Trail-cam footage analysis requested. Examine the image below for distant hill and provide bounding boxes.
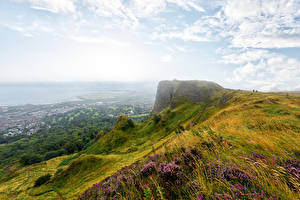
[152,80,224,114]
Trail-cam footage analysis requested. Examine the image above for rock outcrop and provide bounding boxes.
[152,80,223,114]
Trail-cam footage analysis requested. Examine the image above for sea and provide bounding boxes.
[0,82,157,107]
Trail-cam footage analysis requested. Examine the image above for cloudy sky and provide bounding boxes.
[0,0,300,91]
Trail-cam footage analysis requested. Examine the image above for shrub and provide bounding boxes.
[206,162,250,184]
[34,174,51,187]
[43,149,66,161]
[141,161,156,177]
[63,141,78,154]
[158,162,181,184]
[20,154,42,165]
[127,119,135,128]
[121,119,135,130]
[153,115,161,124]
[75,139,85,151]
[223,166,250,184]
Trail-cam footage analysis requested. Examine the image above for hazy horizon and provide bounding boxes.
[0,81,158,106]
[1,0,300,92]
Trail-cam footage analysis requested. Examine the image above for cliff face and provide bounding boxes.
[152,80,223,114]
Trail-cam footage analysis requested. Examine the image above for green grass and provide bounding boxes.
[0,90,299,199]
[58,153,81,167]
[131,113,149,118]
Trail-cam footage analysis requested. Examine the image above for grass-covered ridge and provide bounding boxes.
[0,89,299,199]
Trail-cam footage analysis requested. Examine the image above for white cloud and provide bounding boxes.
[1,20,55,37]
[155,0,300,49]
[223,0,300,48]
[70,35,130,46]
[227,50,300,91]
[152,12,227,42]
[4,24,25,32]
[83,0,139,28]
[153,31,210,42]
[130,0,167,18]
[82,0,204,28]
[186,1,205,12]
[174,46,185,52]
[167,0,205,12]
[5,0,300,89]
[29,0,77,13]
[13,0,206,31]
[84,0,126,17]
[161,54,172,63]
[152,18,217,42]
[220,50,274,65]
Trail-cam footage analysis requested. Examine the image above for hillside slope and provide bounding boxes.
[152,80,224,114]
[0,81,299,200]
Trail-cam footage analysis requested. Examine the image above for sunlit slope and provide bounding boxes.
[78,90,299,200]
[0,90,299,199]
[208,91,300,157]
[0,155,68,200]
[45,95,222,199]
[0,92,220,199]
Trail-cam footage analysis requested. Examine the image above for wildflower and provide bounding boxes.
[158,161,181,184]
[280,158,300,175]
[141,161,156,177]
[190,122,194,128]
[250,152,266,160]
[206,162,250,184]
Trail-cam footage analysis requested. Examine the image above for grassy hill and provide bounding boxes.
[0,83,299,199]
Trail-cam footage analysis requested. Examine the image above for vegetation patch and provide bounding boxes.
[58,153,80,167]
[34,174,51,187]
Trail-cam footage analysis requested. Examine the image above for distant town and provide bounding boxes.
[0,92,154,139]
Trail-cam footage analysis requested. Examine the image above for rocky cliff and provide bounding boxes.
[152,80,223,114]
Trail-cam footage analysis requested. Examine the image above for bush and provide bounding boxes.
[153,115,161,124]
[127,119,135,128]
[64,142,78,154]
[121,119,135,130]
[206,162,250,184]
[158,162,181,184]
[43,149,66,161]
[34,174,51,187]
[75,139,85,151]
[20,154,42,165]
[141,161,156,177]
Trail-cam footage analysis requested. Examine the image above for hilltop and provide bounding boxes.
[0,80,299,200]
[152,80,223,114]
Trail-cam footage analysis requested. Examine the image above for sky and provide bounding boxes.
[0,0,300,91]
